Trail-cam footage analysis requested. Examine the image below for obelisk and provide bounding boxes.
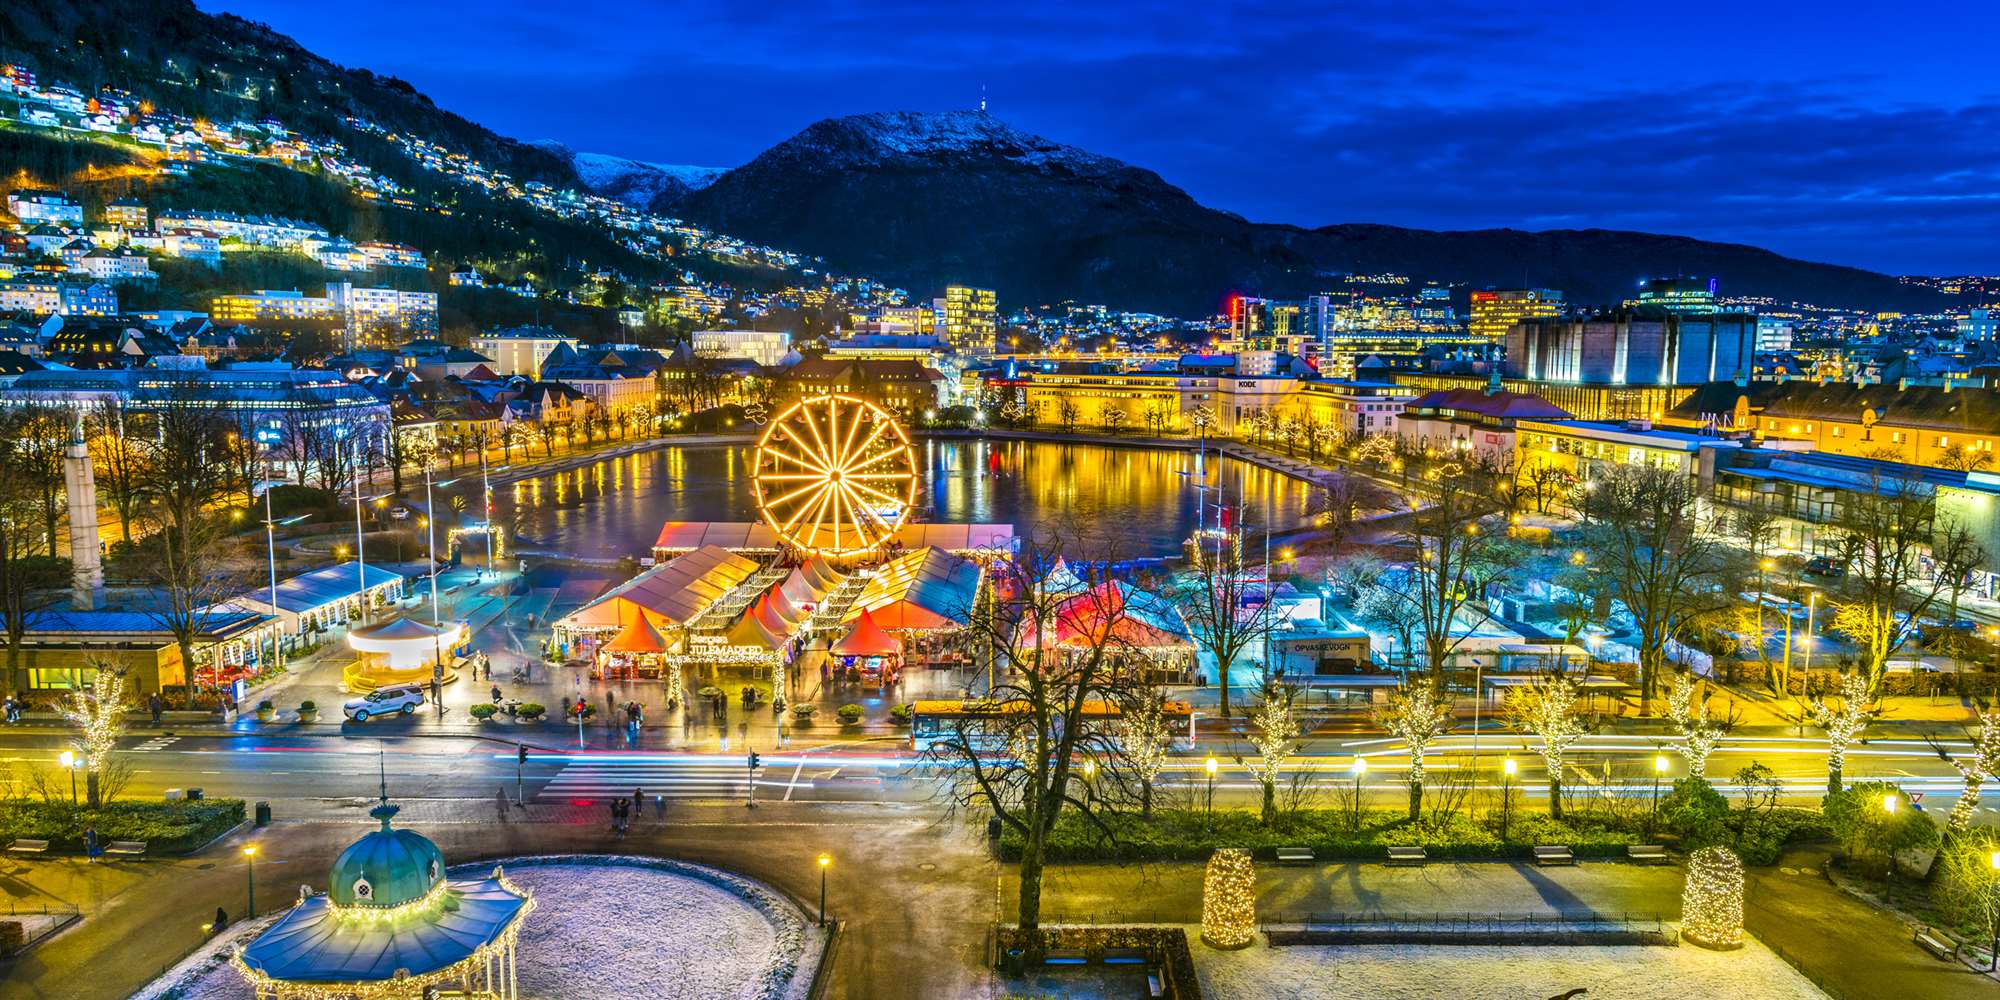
[62,412,104,610]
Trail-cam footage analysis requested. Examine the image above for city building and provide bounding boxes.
[468,326,579,379]
[939,285,998,357]
[1631,276,1720,313]
[6,189,84,225]
[102,197,149,229]
[1395,378,1573,464]
[1668,379,2000,468]
[1961,308,1999,344]
[1505,310,1759,388]
[781,357,949,415]
[693,329,792,367]
[1468,288,1563,340]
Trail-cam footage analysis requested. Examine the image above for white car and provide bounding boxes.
[345,683,425,722]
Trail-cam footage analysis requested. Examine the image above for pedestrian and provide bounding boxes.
[607,798,620,832]
[490,684,503,705]
[148,691,163,726]
[496,787,510,822]
[83,825,98,863]
[605,691,616,719]
[632,787,644,815]
[213,906,229,933]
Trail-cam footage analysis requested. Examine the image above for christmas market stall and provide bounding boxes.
[1017,580,1197,684]
[843,547,983,671]
[829,608,903,690]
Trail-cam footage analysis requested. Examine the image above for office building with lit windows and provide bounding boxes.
[939,285,997,357]
[1468,288,1563,340]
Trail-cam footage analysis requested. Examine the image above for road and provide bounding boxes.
[0,723,1990,817]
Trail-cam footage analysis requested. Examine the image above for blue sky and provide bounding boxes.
[205,0,1999,276]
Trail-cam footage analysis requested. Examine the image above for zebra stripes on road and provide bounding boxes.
[536,758,806,802]
[134,736,181,752]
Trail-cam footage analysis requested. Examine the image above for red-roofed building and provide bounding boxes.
[1397,376,1573,464]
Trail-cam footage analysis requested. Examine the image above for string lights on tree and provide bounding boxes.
[1681,846,1745,950]
[1201,848,1256,950]
[1666,672,1726,778]
[1808,673,1877,797]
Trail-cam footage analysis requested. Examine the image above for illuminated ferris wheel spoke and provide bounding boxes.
[752,394,915,558]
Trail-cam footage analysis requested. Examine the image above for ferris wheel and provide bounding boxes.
[751,394,918,558]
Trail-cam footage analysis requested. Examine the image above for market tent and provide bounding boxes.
[1038,558,1088,597]
[1019,580,1194,651]
[844,547,981,630]
[803,555,844,593]
[831,609,901,657]
[757,581,806,627]
[778,564,832,610]
[725,590,792,652]
[559,545,760,631]
[601,610,668,654]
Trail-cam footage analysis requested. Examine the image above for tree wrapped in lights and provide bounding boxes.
[1808,673,1877,798]
[1201,848,1256,950]
[58,663,127,807]
[1681,845,1745,950]
[1249,685,1301,827]
[1375,678,1453,821]
[1507,673,1585,820]
[1120,690,1174,818]
[1930,712,2000,833]
[1666,672,1731,778]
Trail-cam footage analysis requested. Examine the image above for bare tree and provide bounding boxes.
[1807,673,1877,798]
[1056,398,1081,435]
[921,531,1147,933]
[133,381,244,681]
[1507,673,1586,820]
[1828,469,1951,694]
[1307,474,1397,553]
[1376,678,1454,820]
[1176,516,1283,718]
[1575,464,1731,712]
[0,444,64,693]
[1119,686,1175,819]
[88,403,148,546]
[1399,459,1510,673]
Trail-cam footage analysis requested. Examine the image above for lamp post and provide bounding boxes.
[1204,757,1218,829]
[58,750,76,805]
[263,478,281,676]
[242,844,258,916]
[353,433,368,623]
[1350,757,1368,832]
[1882,793,1900,881]
[1649,754,1669,838]
[1987,850,2000,972]
[816,853,831,927]
[1500,757,1517,842]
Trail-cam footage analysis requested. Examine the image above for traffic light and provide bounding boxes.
[517,745,528,767]
[747,751,761,771]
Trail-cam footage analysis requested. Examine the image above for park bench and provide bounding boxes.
[6,839,48,855]
[1043,948,1088,966]
[1914,926,1957,961]
[1532,845,1575,866]
[103,841,147,858]
[1102,947,1150,966]
[1385,846,1428,867]
[1626,844,1668,864]
[1275,846,1314,865]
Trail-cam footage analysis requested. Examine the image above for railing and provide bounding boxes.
[0,900,82,957]
[1259,910,1676,946]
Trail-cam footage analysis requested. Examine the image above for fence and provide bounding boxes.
[1259,910,1677,946]
[0,900,82,957]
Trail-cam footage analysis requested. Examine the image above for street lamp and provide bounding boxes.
[1649,754,1669,838]
[242,844,258,916]
[1500,757,1517,842]
[1204,757,1218,828]
[816,853,831,927]
[57,750,76,805]
[1882,793,1900,881]
[1349,757,1368,832]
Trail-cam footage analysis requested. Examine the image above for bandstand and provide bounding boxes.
[234,797,533,999]
[342,617,466,692]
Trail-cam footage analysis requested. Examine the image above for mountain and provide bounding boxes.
[673,110,1949,315]
[532,142,726,214]
[0,0,579,189]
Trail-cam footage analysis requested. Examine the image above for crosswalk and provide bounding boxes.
[134,736,181,752]
[536,755,791,802]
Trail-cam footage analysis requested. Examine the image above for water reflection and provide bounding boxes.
[489,440,1310,560]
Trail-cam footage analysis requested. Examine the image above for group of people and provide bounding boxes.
[606,788,652,835]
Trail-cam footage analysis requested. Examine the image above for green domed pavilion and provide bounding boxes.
[234,798,533,999]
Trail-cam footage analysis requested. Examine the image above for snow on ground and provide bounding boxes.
[134,856,823,1000]
[1194,934,1829,1000]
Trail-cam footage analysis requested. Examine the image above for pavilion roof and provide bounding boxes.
[561,545,760,630]
[844,547,981,631]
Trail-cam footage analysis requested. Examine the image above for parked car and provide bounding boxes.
[1802,555,1846,579]
[345,683,425,722]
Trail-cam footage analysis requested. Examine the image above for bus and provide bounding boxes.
[909,698,1195,753]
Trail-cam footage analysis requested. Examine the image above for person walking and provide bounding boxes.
[83,825,98,863]
[496,787,510,822]
[148,692,163,726]
[632,787,644,817]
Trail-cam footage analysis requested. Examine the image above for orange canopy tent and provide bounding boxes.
[831,609,901,658]
[1018,580,1194,651]
[601,609,669,655]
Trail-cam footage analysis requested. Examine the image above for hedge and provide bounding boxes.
[998,808,1645,863]
[0,799,245,854]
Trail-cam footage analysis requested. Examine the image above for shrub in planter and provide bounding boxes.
[698,685,724,700]
[255,699,276,721]
[889,703,914,725]
[469,703,499,720]
[297,700,318,722]
[837,703,864,724]
[790,703,818,724]
[516,703,546,720]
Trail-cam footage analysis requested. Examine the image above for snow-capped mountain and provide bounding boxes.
[532,141,726,213]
